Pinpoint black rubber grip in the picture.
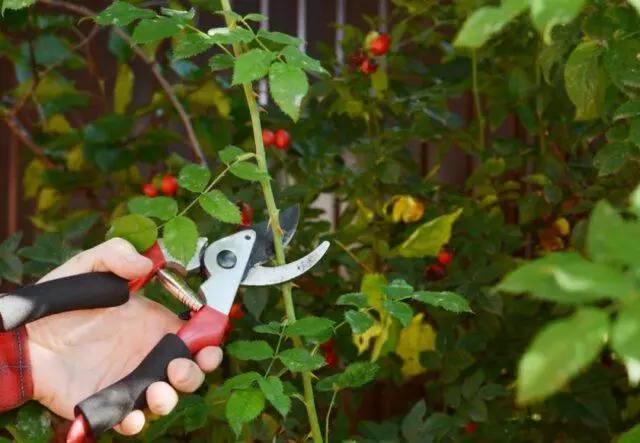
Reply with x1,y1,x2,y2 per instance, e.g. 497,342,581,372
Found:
75,333,191,437
0,272,130,332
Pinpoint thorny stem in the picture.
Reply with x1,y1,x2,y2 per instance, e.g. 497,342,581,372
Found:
471,49,485,152
220,2,323,442
325,389,339,443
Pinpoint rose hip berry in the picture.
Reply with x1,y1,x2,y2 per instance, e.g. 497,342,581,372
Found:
142,183,158,198
236,201,254,228
368,33,391,56
262,129,275,147
229,303,245,320
465,422,478,434
437,250,453,266
426,264,445,281
360,58,378,75
274,129,291,150
161,175,178,196
324,351,339,368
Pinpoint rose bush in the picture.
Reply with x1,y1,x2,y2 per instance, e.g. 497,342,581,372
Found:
1,0,640,442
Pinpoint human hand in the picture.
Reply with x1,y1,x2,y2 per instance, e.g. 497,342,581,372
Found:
26,238,223,436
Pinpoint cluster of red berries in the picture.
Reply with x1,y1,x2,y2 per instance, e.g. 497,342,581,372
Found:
425,249,454,281
262,128,291,151
142,175,178,197
236,201,253,228
349,32,391,75
320,338,339,368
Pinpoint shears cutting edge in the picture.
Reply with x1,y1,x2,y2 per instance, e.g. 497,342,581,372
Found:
0,205,329,443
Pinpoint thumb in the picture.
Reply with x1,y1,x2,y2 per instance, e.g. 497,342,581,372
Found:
39,238,153,283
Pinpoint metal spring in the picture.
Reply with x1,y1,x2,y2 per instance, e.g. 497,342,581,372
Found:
156,269,204,311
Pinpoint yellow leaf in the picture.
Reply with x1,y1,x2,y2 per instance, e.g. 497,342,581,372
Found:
66,145,85,171
353,320,383,355
187,80,231,117
44,114,72,134
396,313,437,378
23,159,45,199
391,196,425,223
37,187,61,211
392,208,463,258
371,68,389,94
114,64,134,114
361,273,387,311
391,196,406,223
553,217,571,237
28,216,56,232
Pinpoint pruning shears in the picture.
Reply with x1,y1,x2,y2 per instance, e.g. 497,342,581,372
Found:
0,205,329,443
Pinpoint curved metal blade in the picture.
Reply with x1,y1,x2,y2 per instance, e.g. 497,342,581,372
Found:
244,205,300,272
241,241,330,287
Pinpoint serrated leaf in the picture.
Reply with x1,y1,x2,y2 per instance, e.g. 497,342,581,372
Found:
209,53,235,71
413,291,473,313
199,190,241,224
587,200,640,270
163,216,198,266
244,13,267,22
594,142,638,176
107,215,157,252
259,377,291,417
232,49,275,85
279,348,325,372
345,310,374,334
128,196,178,221
227,340,274,361
382,300,413,327
94,2,155,26
253,322,282,335
114,64,133,114
218,372,262,394
173,32,215,60
286,316,335,338
269,62,309,121
132,18,182,45
614,100,640,121
453,0,528,48
531,0,585,44
257,29,303,46
230,162,270,181
564,41,606,121
462,370,485,399
207,27,255,45
392,208,463,258
160,7,195,21
281,45,328,74
381,279,414,301
337,292,368,308
338,362,379,388
611,299,640,385
219,145,247,164
604,39,640,94
226,389,265,435
479,383,510,400
178,164,211,193
517,308,609,404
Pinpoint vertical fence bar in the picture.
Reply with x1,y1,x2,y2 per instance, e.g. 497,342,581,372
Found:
258,0,269,106
297,0,307,52
7,135,19,236
335,0,345,65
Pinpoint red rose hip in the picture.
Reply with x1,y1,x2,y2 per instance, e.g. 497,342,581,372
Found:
142,183,158,198
360,58,378,75
464,422,478,434
161,175,178,196
262,129,275,147
236,201,254,228
274,129,291,150
437,250,453,266
368,33,391,56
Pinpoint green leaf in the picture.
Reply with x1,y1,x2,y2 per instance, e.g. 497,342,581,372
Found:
225,389,265,435
114,64,133,114
253,322,282,335
338,362,379,388
207,27,255,45
619,424,640,443
392,208,463,258
401,400,426,442
286,316,335,338
199,190,242,224
382,300,413,327
594,142,638,176
453,0,528,48
413,291,473,313
281,45,328,74
564,41,606,121
230,162,270,181
94,2,155,26
227,340,274,361
517,308,609,404
107,215,157,252
531,0,586,43
218,372,262,394
279,348,326,372
479,383,510,400
257,29,303,46
345,310,374,334
215,10,242,21
15,403,52,443
132,18,182,45
128,196,178,221
587,200,640,270
269,62,309,122
244,13,267,22
381,279,414,301
336,292,368,308
611,299,640,385
160,7,195,21
173,32,215,60
178,164,211,193
209,53,235,71
614,100,640,121
604,39,640,93
462,370,485,400
219,145,247,164
232,49,276,85
258,377,291,417
163,216,198,266
0,232,23,284
631,185,640,218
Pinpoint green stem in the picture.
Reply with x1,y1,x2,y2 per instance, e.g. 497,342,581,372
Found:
265,326,287,376
325,389,339,443
471,49,485,152
219,2,323,442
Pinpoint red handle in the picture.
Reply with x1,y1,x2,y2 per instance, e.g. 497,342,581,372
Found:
128,243,167,293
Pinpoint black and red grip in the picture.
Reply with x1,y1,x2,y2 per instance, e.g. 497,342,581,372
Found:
67,306,230,443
